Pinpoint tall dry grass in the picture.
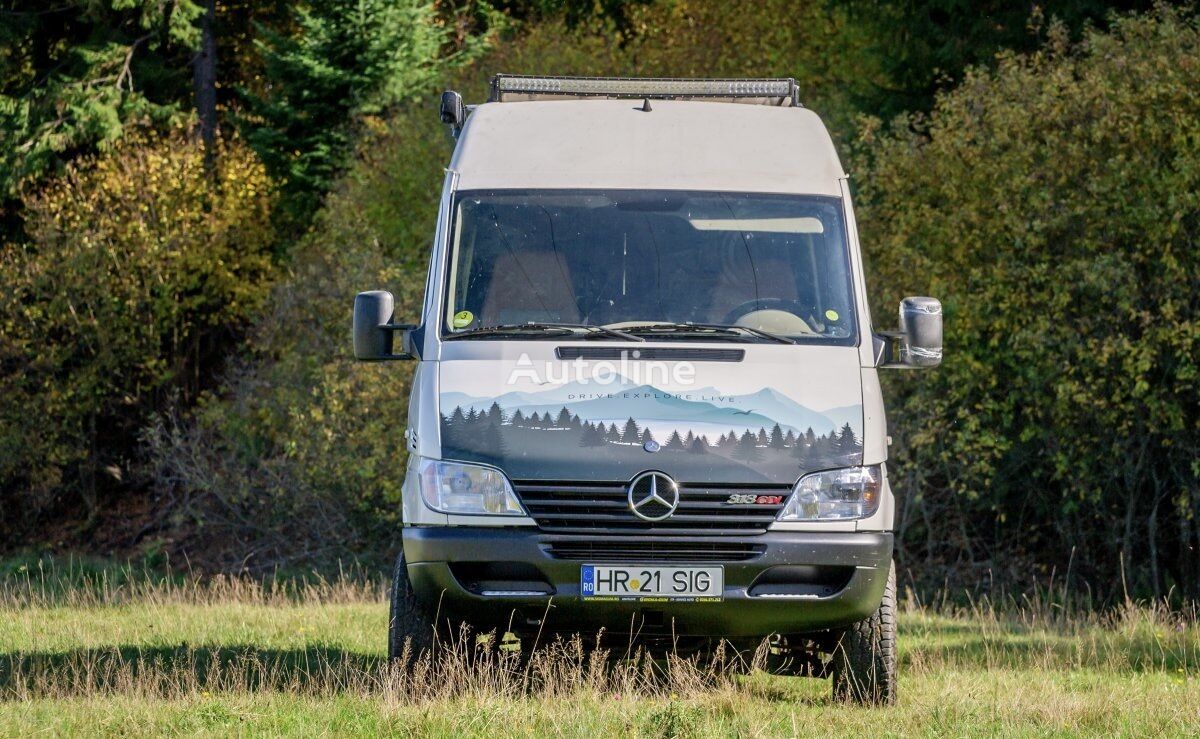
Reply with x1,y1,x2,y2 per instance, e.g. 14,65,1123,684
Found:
1,558,1196,705
0,558,384,609
2,630,764,704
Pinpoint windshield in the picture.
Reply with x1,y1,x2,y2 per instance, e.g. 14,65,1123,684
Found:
443,190,857,343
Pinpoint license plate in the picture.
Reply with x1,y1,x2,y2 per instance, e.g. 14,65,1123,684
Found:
580,565,723,601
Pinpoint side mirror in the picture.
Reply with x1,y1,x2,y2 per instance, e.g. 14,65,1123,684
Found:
353,290,415,360
439,90,465,133
874,296,942,369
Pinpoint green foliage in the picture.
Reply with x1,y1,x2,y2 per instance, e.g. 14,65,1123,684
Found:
833,0,1161,117
0,128,276,532
148,108,445,569
854,7,1200,596
477,0,886,140
241,0,484,232
0,0,205,200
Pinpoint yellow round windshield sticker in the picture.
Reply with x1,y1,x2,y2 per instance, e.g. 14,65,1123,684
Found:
452,310,474,328
825,309,840,322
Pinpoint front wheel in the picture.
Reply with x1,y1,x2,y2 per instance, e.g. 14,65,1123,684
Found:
830,560,897,705
388,551,442,662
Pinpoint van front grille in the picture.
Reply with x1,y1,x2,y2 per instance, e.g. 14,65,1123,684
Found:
513,480,791,536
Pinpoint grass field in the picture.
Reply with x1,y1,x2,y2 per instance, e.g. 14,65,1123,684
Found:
0,560,1197,737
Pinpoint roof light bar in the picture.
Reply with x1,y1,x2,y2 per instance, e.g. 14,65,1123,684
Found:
490,75,800,107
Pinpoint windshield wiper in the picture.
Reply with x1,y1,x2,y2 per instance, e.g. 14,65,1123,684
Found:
446,322,643,341
614,322,796,345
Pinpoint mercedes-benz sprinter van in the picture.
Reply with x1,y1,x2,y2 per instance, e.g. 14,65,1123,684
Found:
352,75,942,704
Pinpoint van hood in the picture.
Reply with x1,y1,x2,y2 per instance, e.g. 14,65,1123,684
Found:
437,346,864,485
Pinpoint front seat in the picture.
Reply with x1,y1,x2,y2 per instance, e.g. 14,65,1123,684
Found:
479,247,581,326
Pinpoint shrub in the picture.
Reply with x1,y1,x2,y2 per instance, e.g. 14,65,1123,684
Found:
853,7,1200,598
0,129,275,536
147,111,442,570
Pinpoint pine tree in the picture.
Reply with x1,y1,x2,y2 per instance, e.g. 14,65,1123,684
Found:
640,428,655,445
605,424,622,443
579,422,604,447
768,424,786,449
487,401,504,426
756,427,768,446
621,418,641,443
684,431,695,447
244,0,450,229
838,423,858,453
482,415,505,458
510,409,525,427
689,436,708,454
555,407,573,427
733,430,762,461
0,0,208,198
784,429,797,447
665,430,685,450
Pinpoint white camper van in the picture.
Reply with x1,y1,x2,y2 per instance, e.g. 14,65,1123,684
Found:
353,76,941,704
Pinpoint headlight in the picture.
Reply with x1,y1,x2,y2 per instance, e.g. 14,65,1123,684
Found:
417,458,525,516
777,465,882,521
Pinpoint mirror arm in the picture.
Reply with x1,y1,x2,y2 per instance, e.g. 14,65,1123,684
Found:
378,323,419,360
872,331,906,368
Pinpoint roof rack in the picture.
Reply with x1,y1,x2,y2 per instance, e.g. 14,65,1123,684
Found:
489,75,801,107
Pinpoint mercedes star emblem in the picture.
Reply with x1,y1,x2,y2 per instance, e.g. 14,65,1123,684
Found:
627,471,680,522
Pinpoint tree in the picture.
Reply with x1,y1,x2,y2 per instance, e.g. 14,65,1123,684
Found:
579,422,604,447
837,423,858,454
510,409,526,427
832,0,1158,117
555,407,573,427
784,429,797,447
689,436,708,454
620,418,641,443
732,430,761,462
605,423,622,443
769,424,786,449
0,1,205,199
756,427,768,446
640,428,655,446
488,402,505,426
855,7,1200,597
665,430,685,450
482,414,505,459
0,130,274,527
242,0,454,230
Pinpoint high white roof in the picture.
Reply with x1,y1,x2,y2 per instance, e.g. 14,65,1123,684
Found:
450,100,846,196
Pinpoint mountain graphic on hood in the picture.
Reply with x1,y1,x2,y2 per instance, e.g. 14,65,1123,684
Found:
441,377,851,436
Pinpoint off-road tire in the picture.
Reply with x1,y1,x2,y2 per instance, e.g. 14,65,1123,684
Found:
830,560,897,705
387,551,442,662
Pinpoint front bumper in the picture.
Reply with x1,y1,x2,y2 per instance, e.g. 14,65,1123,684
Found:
402,527,893,638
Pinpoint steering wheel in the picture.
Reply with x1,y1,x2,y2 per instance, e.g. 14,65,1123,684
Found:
721,298,812,326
